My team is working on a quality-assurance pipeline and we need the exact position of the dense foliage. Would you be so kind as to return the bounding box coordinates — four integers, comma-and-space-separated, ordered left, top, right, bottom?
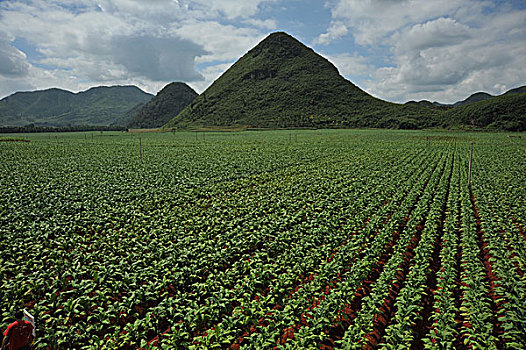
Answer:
1, 130, 524, 349
164, 32, 442, 130
128, 83, 197, 129
442, 93, 526, 131
0, 86, 152, 127
452, 92, 493, 107
164, 32, 525, 132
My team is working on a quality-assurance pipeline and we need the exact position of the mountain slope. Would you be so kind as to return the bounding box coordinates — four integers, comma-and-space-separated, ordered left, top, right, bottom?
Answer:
128, 82, 197, 129
165, 32, 441, 130
444, 92, 526, 131
444, 85, 526, 107
453, 92, 493, 107
0, 86, 153, 127
405, 100, 451, 110
504, 85, 526, 95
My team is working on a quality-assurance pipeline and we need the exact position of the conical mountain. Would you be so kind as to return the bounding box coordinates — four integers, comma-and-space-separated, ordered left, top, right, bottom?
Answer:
128, 82, 197, 128
165, 32, 440, 129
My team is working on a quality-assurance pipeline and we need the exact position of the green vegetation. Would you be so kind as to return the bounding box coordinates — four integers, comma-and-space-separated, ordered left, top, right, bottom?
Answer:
0, 31, 523, 132
165, 32, 525, 132
452, 92, 493, 107
0, 86, 152, 127
443, 92, 526, 131
1, 32, 523, 132
165, 32, 442, 130
128, 82, 197, 129
1, 129, 524, 349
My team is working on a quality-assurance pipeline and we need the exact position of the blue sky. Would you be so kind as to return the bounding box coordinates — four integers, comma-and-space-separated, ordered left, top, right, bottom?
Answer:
1, 0, 525, 103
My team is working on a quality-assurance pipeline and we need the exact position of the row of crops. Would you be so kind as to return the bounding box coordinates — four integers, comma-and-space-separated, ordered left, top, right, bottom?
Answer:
0, 130, 524, 349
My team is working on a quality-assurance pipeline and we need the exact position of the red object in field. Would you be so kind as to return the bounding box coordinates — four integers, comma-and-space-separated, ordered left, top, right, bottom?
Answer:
3, 320, 33, 350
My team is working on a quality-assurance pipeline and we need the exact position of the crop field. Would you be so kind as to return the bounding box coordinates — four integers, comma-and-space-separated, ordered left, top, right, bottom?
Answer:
1, 130, 525, 349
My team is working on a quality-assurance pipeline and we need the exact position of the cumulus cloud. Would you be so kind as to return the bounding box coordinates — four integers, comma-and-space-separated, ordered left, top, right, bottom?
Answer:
319, 0, 472, 46
320, 0, 526, 103
0, 32, 31, 77
243, 18, 277, 30
110, 36, 207, 81
322, 52, 373, 78
392, 18, 471, 53
190, 0, 275, 20
0, 0, 272, 97
313, 21, 348, 45
174, 21, 265, 63
381, 13, 525, 102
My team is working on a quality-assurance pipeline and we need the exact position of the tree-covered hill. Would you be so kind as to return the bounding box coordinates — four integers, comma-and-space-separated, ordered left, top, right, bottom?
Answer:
453, 92, 493, 107
0, 86, 153, 127
128, 82, 197, 129
443, 92, 526, 131
164, 32, 441, 130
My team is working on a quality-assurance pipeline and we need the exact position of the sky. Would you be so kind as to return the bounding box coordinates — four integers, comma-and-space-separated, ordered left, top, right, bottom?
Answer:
0, 0, 525, 104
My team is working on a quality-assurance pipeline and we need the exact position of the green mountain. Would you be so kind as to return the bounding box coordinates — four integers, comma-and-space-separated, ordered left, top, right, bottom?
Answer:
165, 32, 441, 130
453, 92, 493, 107
0, 86, 153, 127
111, 102, 147, 128
404, 100, 451, 110
504, 85, 526, 95
443, 92, 526, 131
443, 85, 526, 108
128, 82, 197, 129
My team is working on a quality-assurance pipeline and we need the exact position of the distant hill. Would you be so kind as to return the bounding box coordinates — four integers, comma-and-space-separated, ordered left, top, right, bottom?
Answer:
0, 86, 153, 127
440, 85, 526, 108
504, 85, 526, 95
443, 92, 526, 131
453, 92, 493, 107
128, 82, 197, 129
165, 32, 441, 130
1, 32, 522, 132
405, 100, 451, 110
111, 102, 147, 127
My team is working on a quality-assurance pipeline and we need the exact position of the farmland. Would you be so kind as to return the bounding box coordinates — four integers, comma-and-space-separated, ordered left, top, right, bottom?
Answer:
0, 130, 525, 349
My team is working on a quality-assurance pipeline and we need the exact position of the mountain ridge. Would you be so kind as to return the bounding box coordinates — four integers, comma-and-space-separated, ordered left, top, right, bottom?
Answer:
0, 85, 153, 127
165, 32, 441, 130
1, 32, 523, 131
411, 85, 526, 108
443, 92, 525, 131
165, 32, 523, 131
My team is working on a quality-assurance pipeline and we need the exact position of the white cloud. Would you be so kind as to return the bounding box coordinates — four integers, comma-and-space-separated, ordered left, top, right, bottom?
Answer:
320, 0, 477, 46
174, 21, 265, 63
381, 13, 526, 103
392, 17, 471, 53
320, 0, 526, 103
322, 52, 373, 78
0, 0, 275, 97
313, 21, 348, 45
109, 35, 207, 81
0, 32, 31, 77
243, 18, 277, 30
190, 0, 275, 20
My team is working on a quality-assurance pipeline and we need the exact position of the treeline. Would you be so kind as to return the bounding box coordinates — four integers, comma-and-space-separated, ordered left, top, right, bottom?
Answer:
0, 124, 127, 133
